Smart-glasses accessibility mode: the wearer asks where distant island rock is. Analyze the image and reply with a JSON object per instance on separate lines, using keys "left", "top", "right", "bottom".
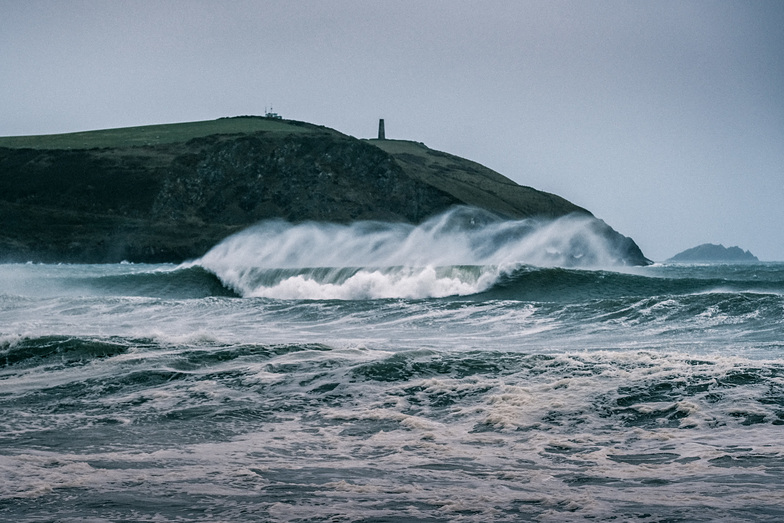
{"left": 0, "top": 116, "right": 650, "bottom": 265}
{"left": 668, "top": 243, "right": 759, "bottom": 263}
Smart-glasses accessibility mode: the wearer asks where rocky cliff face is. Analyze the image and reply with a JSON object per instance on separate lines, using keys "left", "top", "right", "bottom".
{"left": 150, "top": 133, "right": 459, "bottom": 226}
{"left": 0, "top": 117, "right": 650, "bottom": 265}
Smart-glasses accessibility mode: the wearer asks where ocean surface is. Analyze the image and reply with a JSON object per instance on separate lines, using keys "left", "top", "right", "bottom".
{"left": 2, "top": 209, "right": 783, "bottom": 522}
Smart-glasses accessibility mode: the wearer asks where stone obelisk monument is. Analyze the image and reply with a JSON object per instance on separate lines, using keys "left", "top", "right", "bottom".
{"left": 378, "top": 119, "right": 385, "bottom": 140}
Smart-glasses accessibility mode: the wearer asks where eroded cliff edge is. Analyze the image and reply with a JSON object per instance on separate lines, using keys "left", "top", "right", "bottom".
{"left": 0, "top": 116, "right": 650, "bottom": 265}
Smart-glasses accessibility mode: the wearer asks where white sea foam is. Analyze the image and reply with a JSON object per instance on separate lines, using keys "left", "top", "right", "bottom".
{"left": 2, "top": 332, "right": 783, "bottom": 521}
{"left": 195, "top": 207, "right": 628, "bottom": 299}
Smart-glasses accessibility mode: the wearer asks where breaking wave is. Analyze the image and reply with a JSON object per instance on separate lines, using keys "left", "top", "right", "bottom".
{"left": 195, "top": 207, "right": 637, "bottom": 300}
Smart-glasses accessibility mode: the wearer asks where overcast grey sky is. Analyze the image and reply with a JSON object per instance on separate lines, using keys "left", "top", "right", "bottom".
{"left": 2, "top": 0, "right": 783, "bottom": 261}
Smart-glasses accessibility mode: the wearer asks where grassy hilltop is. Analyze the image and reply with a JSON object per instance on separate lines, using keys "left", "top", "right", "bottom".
{"left": 0, "top": 116, "right": 649, "bottom": 264}
{"left": 0, "top": 117, "right": 333, "bottom": 149}
{"left": 369, "top": 139, "right": 586, "bottom": 220}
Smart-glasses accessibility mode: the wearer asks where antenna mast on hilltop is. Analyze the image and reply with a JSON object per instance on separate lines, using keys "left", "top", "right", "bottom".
{"left": 265, "top": 106, "right": 282, "bottom": 119}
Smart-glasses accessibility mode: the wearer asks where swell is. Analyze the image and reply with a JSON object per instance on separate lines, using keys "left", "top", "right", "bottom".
{"left": 0, "top": 334, "right": 328, "bottom": 370}
{"left": 0, "top": 335, "right": 131, "bottom": 368}
{"left": 0, "top": 264, "right": 239, "bottom": 299}
{"left": 477, "top": 265, "right": 784, "bottom": 302}
{"left": 77, "top": 265, "right": 239, "bottom": 298}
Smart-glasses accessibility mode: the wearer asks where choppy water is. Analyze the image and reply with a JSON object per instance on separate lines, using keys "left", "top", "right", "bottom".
{"left": 2, "top": 210, "right": 783, "bottom": 521}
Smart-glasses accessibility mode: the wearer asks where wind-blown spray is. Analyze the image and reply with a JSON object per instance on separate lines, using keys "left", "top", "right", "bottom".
{"left": 196, "top": 207, "right": 632, "bottom": 299}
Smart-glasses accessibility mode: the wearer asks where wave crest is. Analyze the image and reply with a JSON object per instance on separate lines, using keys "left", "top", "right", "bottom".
{"left": 195, "top": 207, "right": 637, "bottom": 300}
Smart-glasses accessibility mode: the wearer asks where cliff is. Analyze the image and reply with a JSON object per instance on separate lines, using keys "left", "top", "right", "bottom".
{"left": 0, "top": 116, "right": 650, "bottom": 265}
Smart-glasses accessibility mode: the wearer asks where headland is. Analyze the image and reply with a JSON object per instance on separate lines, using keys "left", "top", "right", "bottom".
{"left": 0, "top": 116, "right": 650, "bottom": 265}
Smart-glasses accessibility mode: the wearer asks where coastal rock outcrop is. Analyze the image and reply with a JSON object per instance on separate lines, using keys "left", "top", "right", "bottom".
{"left": 668, "top": 243, "right": 758, "bottom": 263}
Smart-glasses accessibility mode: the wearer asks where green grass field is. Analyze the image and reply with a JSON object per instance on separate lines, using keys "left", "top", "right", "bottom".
{"left": 0, "top": 116, "right": 333, "bottom": 149}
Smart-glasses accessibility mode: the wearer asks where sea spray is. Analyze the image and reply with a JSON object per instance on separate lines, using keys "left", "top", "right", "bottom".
{"left": 196, "top": 206, "right": 633, "bottom": 299}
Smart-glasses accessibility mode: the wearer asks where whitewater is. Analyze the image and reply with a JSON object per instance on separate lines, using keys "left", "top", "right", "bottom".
{"left": 2, "top": 208, "right": 783, "bottom": 522}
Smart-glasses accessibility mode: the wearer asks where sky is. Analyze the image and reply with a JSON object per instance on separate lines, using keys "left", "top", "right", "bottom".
{"left": 2, "top": 0, "right": 783, "bottom": 261}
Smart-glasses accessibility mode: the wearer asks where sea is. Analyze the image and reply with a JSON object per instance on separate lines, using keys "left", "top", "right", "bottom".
{"left": 2, "top": 208, "right": 783, "bottom": 522}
